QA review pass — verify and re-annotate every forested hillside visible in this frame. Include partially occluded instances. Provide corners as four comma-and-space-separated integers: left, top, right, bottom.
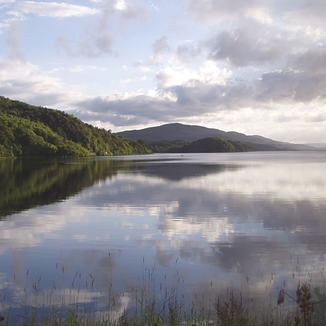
0, 96, 151, 157
117, 123, 311, 151
155, 137, 248, 153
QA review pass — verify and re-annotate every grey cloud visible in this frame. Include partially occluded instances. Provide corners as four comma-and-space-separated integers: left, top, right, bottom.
75, 82, 229, 126
75, 58, 326, 126
56, 0, 146, 58
79, 34, 113, 57
170, 83, 225, 107
56, 33, 114, 58
73, 15, 326, 126
176, 42, 202, 62
284, 0, 326, 29
75, 61, 326, 126
308, 114, 326, 123
56, 25, 113, 58
95, 34, 113, 53
293, 48, 326, 74
6, 20, 24, 60
74, 77, 257, 126
153, 37, 201, 65
208, 27, 285, 67
152, 36, 170, 63
188, 0, 326, 25
187, 0, 326, 44
75, 95, 175, 126
153, 36, 170, 54
188, 0, 261, 20
256, 70, 326, 103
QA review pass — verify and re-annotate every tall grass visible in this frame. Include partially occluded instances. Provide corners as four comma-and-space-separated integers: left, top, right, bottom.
1, 267, 326, 326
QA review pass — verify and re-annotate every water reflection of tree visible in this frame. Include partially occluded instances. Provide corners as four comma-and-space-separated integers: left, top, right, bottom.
0, 158, 132, 218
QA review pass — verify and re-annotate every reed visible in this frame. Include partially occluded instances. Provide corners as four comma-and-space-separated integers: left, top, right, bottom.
0, 266, 326, 326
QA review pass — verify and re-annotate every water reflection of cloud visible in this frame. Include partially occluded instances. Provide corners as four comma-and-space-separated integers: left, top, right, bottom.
73, 161, 326, 290
178, 163, 326, 200
79, 172, 326, 237
1, 155, 326, 315
159, 217, 234, 243
0, 204, 87, 252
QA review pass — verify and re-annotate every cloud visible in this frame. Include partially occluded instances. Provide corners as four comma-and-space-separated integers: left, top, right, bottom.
6, 19, 24, 59
0, 0, 326, 142
176, 41, 202, 62
156, 60, 231, 88
19, 1, 99, 18
188, 0, 264, 21
74, 82, 238, 126
56, 0, 146, 57
74, 51, 326, 128
69, 65, 108, 73
293, 47, 326, 74
207, 25, 287, 67
255, 70, 326, 103
56, 24, 114, 57
70, 6, 326, 129
283, 0, 326, 33
0, 59, 85, 106
152, 36, 170, 64
75, 93, 176, 126
113, 0, 146, 19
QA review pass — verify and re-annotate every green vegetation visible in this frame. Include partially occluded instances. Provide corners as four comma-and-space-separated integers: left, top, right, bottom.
147, 140, 188, 153
180, 137, 248, 153
117, 123, 311, 151
148, 137, 248, 153
0, 96, 151, 157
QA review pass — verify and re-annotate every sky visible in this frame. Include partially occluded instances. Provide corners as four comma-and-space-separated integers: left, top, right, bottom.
0, 0, 326, 143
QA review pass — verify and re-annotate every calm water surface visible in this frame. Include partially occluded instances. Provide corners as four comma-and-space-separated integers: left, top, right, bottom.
1, 151, 326, 322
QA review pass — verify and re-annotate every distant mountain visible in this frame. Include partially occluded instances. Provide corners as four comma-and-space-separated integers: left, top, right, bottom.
307, 143, 326, 150
0, 96, 151, 157
117, 123, 312, 151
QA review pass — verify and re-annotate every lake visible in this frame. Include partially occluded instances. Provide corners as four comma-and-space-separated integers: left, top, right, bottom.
1, 151, 326, 323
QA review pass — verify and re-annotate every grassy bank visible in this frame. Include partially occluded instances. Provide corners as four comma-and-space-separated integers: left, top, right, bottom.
1, 281, 326, 326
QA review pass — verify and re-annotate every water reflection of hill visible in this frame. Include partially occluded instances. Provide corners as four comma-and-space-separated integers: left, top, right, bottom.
0, 158, 132, 218
132, 162, 242, 181
0, 157, 239, 218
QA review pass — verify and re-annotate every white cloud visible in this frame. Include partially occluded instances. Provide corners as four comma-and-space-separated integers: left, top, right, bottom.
69, 65, 107, 73
161, 217, 234, 243
19, 1, 99, 18
244, 7, 273, 25
156, 60, 231, 88
114, 0, 127, 11
152, 36, 170, 64
0, 59, 86, 106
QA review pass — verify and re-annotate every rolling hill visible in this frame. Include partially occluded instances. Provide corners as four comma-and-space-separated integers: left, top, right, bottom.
0, 96, 151, 157
117, 123, 311, 151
